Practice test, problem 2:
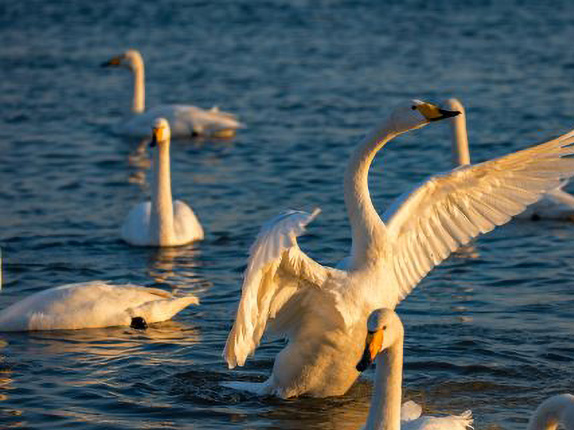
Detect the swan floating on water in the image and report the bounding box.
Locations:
[356,308,472,430]
[0,281,198,331]
[224,99,574,398]
[121,118,204,247]
[357,309,574,430]
[446,98,574,221]
[102,49,244,139]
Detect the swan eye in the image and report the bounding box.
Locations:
[383,325,387,331]
[411,106,417,110]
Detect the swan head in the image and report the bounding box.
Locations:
[356,308,404,372]
[389,100,460,134]
[150,118,171,147]
[101,49,143,71]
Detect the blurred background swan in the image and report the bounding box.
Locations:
[0,281,198,331]
[446,98,574,221]
[102,49,244,139]
[121,118,204,246]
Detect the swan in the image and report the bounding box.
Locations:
[121,118,204,246]
[446,98,574,221]
[0,281,198,331]
[102,49,244,139]
[360,310,573,430]
[223,99,574,398]
[356,308,472,430]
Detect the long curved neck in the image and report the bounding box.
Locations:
[365,336,404,430]
[131,59,145,113]
[150,143,174,245]
[527,395,574,430]
[450,109,470,166]
[344,120,395,265]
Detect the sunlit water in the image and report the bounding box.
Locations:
[1,0,573,429]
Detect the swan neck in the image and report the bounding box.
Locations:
[344,120,395,264]
[150,143,174,245]
[132,58,145,113]
[365,337,404,430]
[451,110,470,166]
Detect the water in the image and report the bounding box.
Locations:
[1,0,573,428]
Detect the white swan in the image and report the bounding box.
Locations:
[446,98,574,221]
[102,49,244,139]
[223,99,574,398]
[356,308,472,430]
[0,281,198,331]
[528,394,574,430]
[121,118,204,246]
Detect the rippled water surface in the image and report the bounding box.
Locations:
[1,1,574,429]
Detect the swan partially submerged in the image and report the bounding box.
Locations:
[357,308,472,430]
[102,49,244,139]
[121,118,204,247]
[446,98,574,221]
[0,281,198,331]
[224,99,574,398]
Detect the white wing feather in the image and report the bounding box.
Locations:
[224,209,345,368]
[385,129,574,302]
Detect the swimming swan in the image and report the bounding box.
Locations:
[359,309,573,430]
[102,49,244,139]
[446,98,574,221]
[356,308,472,430]
[0,281,198,331]
[121,118,204,246]
[224,99,574,398]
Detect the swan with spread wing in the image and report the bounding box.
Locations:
[224,99,574,398]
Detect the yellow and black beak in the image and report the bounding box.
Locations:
[150,127,159,148]
[356,329,384,372]
[101,57,122,68]
[416,102,460,122]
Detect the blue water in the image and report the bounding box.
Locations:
[1,0,574,428]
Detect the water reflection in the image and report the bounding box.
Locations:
[146,246,211,296]
[127,138,151,187]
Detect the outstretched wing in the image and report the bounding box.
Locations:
[384,129,574,302]
[224,209,346,368]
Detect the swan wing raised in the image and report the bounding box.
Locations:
[224,209,346,368]
[384,129,574,302]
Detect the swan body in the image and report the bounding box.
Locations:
[121,118,204,246]
[102,49,244,139]
[0,281,198,331]
[224,99,574,398]
[357,309,472,430]
[446,98,574,221]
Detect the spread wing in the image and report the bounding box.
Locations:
[384,129,574,302]
[224,209,346,368]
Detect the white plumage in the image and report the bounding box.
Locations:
[0,281,198,331]
[102,49,244,139]
[446,98,574,221]
[224,100,574,398]
[121,118,204,247]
